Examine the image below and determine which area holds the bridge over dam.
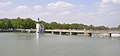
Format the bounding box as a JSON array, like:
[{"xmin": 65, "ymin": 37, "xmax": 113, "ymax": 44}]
[
  {"xmin": 45, "ymin": 29, "xmax": 120, "ymax": 37},
  {"xmin": 10, "ymin": 29, "xmax": 120, "ymax": 37}
]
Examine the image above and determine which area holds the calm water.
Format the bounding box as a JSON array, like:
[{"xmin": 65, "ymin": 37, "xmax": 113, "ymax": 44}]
[{"xmin": 0, "ymin": 32, "xmax": 120, "ymax": 56}]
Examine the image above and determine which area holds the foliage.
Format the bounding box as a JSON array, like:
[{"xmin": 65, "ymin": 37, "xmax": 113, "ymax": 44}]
[
  {"xmin": 0, "ymin": 17, "xmax": 119, "ymax": 30},
  {"xmin": 117, "ymin": 25, "xmax": 120, "ymax": 30},
  {"xmin": 0, "ymin": 17, "xmax": 36, "ymax": 29},
  {"xmin": 0, "ymin": 18, "xmax": 13, "ymax": 29}
]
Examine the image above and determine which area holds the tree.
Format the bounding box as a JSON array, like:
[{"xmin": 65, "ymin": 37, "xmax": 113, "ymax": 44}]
[
  {"xmin": 0, "ymin": 17, "xmax": 118, "ymax": 30},
  {"xmin": 61, "ymin": 23, "xmax": 70, "ymax": 29},
  {"xmin": 117, "ymin": 25, "xmax": 120, "ymax": 30},
  {"xmin": 23, "ymin": 18, "xmax": 36, "ymax": 29},
  {"xmin": 94, "ymin": 26, "xmax": 108, "ymax": 30},
  {"xmin": 69, "ymin": 23, "xmax": 80, "ymax": 29},
  {"xmin": 50, "ymin": 22, "xmax": 61, "ymax": 29},
  {"xmin": 11, "ymin": 17, "xmax": 36, "ymax": 29},
  {"xmin": 89, "ymin": 25, "xmax": 94, "ymax": 30},
  {"xmin": 11, "ymin": 17, "xmax": 24, "ymax": 29},
  {"xmin": 0, "ymin": 18, "xmax": 13, "ymax": 29}
]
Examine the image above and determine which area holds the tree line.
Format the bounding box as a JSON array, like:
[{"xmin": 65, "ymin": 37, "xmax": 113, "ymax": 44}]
[
  {"xmin": 0, "ymin": 17, "xmax": 120, "ymax": 30},
  {"xmin": 0, "ymin": 17, "xmax": 36, "ymax": 29}
]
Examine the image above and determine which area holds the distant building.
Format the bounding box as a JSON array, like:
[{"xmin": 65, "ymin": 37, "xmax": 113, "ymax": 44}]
[
  {"xmin": 36, "ymin": 18, "xmax": 45, "ymax": 33},
  {"xmin": 39, "ymin": 24, "xmax": 45, "ymax": 32}
]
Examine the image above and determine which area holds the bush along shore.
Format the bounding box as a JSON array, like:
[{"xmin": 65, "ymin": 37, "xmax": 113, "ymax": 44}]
[
  {"xmin": 0, "ymin": 17, "xmax": 120, "ymax": 32},
  {"xmin": 0, "ymin": 29, "xmax": 36, "ymax": 33}
]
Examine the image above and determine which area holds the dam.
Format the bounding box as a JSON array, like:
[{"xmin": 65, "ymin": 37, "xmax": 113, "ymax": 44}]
[{"xmin": 45, "ymin": 29, "xmax": 120, "ymax": 37}]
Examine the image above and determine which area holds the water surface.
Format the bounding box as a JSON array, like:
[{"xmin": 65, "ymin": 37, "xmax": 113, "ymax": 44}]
[{"xmin": 0, "ymin": 32, "xmax": 120, "ymax": 56}]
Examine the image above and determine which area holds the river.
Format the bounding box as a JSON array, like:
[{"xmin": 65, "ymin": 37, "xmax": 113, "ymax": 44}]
[{"xmin": 0, "ymin": 32, "xmax": 120, "ymax": 56}]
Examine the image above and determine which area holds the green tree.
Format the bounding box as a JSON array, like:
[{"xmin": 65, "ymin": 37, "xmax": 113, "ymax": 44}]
[
  {"xmin": 0, "ymin": 18, "xmax": 13, "ymax": 29},
  {"xmin": 23, "ymin": 18, "xmax": 36, "ymax": 29},
  {"xmin": 50, "ymin": 22, "xmax": 61, "ymax": 29},
  {"xmin": 117, "ymin": 25, "xmax": 120, "ymax": 30},
  {"xmin": 61, "ymin": 23, "xmax": 70, "ymax": 29},
  {"xmin": 11, "ymin": 17, "xmax": 24, "ymax": 29},
  {"xmin": 94, "ymin": 26, "xmax": 108, "ymax": 30},
  {"xmin": 69, "ymin": 23, "xmax": 80, "ymax": 29}
]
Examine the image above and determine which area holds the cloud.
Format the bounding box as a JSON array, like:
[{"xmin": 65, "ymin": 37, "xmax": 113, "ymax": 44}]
[
  {"xmin": 0, "ymin": 2, "xmax": 12, "ymax": 7},
  {"xmin": 47, "ymin": 1, "xmax": 76, "ymax": 10},
  {"xmin": 102, "ymin": 0, "xmax": 120, "ymax": 4},
  {"xmin": 60, "ymin": 11, "xmax": 71, "ymax": 15},
  {"xmin": 33, "ymin": 5, "xmax": 44, "ymax": 11},
  {"xmin": 10, "ymin": 6, "xmax": 31, "ymax": 14},
  {"xmin": 0, "ymin": 1, "xmax": 119, "ymax": 27},
  {"xmin": 2, "ymin": 5, "xmax": 35, "ymax": 18},
  {"xmin": 85, "ymin": 0, "xmax": 120, "ymax": 26},
  {"xmin": 14, "ymin": 6, "xmax": 28, "ymax": 12},
  {"xmin": 113, "ymin": 0, "xmax": 120, "ymax": 4},
  {"xmin": 0, "ymin": 10, "xmax": 3, "ymax": 13},
  {"xmin": 98, "ymin": 0, "xmax": 120, "ymax": 13}
]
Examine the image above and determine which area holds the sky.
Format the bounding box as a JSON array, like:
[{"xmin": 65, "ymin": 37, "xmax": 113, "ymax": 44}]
[{"xmin": 0, "ymin": 0, "xmax": 120, "ymax": 27}]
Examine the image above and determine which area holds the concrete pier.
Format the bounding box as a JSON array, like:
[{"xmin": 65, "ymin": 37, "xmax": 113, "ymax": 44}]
[
  {"xmin": 7, "ymin": 29, "xmax": 120, "ymax": 37},
  {"xmin": 45, "ymin": 29, "xmax": 120, "ymax": 37}
]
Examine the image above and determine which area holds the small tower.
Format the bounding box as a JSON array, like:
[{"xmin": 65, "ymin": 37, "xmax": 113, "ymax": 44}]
[
  {"xmin": 36, "ymin": 18, "xmax": 45, "ymax": 33},
  {"xmin": 36, "ymin": 18, "xmax": 40, "ymax": 33}
]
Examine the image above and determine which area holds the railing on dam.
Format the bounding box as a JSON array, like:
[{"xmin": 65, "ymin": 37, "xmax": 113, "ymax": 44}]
[
  {"xmin": 45, "ymin": 29, "xmax": 120, "ymax": 37},
  {"xmin": 45, "ymin": 29, "xmax": 120, "ymax": 33},
  {"xmin": 1, "ymin": 29, "xmax": 119, "ymax": 37}
]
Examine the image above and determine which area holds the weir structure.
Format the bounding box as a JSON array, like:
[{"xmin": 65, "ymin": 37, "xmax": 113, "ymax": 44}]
[{"xmin": 45, "ymin": 29, "xmax": 120, "ymax": 37}]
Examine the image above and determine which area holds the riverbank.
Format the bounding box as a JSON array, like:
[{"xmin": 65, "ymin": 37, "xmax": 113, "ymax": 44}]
[
  {"xmin": 0, "ymin": 29, "xmax": 120, "ymax": 37},
  {"xmin": 0, "ymin": 29, "xmax": 36, "ymax": 33}
]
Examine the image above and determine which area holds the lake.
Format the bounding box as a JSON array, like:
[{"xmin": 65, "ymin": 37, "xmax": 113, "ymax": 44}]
[{"xmin": 0, "ymin": 32, "xmax": 120, "ymax": 56}]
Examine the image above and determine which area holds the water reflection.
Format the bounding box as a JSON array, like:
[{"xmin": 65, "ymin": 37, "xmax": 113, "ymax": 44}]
[
  {"xmin": 111, "ymin": 37, "xmax": 115, "ymax": 40},
  {"xmin": 12, "ymin": 33, "xmax": 34, "ymax": 40},
  {"xmin": 36, "ymin": 33, "xmax": 40, "ymax": 44}
]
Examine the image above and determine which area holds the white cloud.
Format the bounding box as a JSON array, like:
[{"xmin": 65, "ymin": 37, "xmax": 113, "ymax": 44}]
[
  {"xmin": 3, "ymin": 5, "xmax": 35, "ymax": 18},
  {"xmin": 86, "ymin": 0, "xmax": 120, "ymax": 26},
  {"xmin": 33, "ymin": 5, "xmax": 43, "ymax": 11},
  {"xmin": 102, "ymin": 0, "xmax": 120, "ymax": 4},
  {"xmin": 11, "ymin": 6, "xmax": 30, "ymax": 14},
  {"xmin": 0, "ymin": 1, "xmax": 120, "ymax": 27},
  {"xmin": 98, "ymin": 0, "xmax": 120, "ymax": 14},
  {"xmin": 15, "ymin": 6, "xmax": 28, "ymax": 11},
  {"xmin": 79, "ymin": 4, "xmax": 86, "ymax": 9},
  {"xmin": 0, "ymin": 2, "xmax": 12, "ymax": 7},
  {"xmin": 47, "ymin": 1, "xmax": 76, "ymax": 10},
  {"xmin": 112, "ymin": 0, "xmax": 120, "ymax": 4},
  {"xmin": 0, "ymin": 10, "xmax": 3, "ymax": 13},
  {"xmin": 37, "ymin": 12, "xmax": 52, "ymax": 16},
  {"xmin": 60, "ymin": 11, "xmax": 71, "ymax": 15}
]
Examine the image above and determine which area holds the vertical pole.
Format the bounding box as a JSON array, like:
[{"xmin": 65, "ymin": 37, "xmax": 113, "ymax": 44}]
[
  {"xmin": 84, "ymin": 32, "xmax": 88, "ymax": 36},
  {"xmin": 84, "ymin": 29, "xmax": 87, "ymax": 36},
  {"xmin": 109, "ymin": 33, "xmax": 112, "ymax": 37},
  {"xmin": 52, "ymin": 31, "xmax": 54, "ymax": 34},
  {"xmin": 88, "ymin": 33, "xmax": 92, "ymax": 37},
  {"xmin": 70, "ymin": 32, "xmax": 72, "ymax": 35},
  {"xmin": 59, "ymin": 32, "xmax": 62, "ymax": 35}
]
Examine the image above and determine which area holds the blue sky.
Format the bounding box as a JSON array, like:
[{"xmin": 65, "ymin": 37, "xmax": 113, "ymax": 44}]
[{"xmin": 0, "ymin": 0, "xmax": 120, "ymax": 27}]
